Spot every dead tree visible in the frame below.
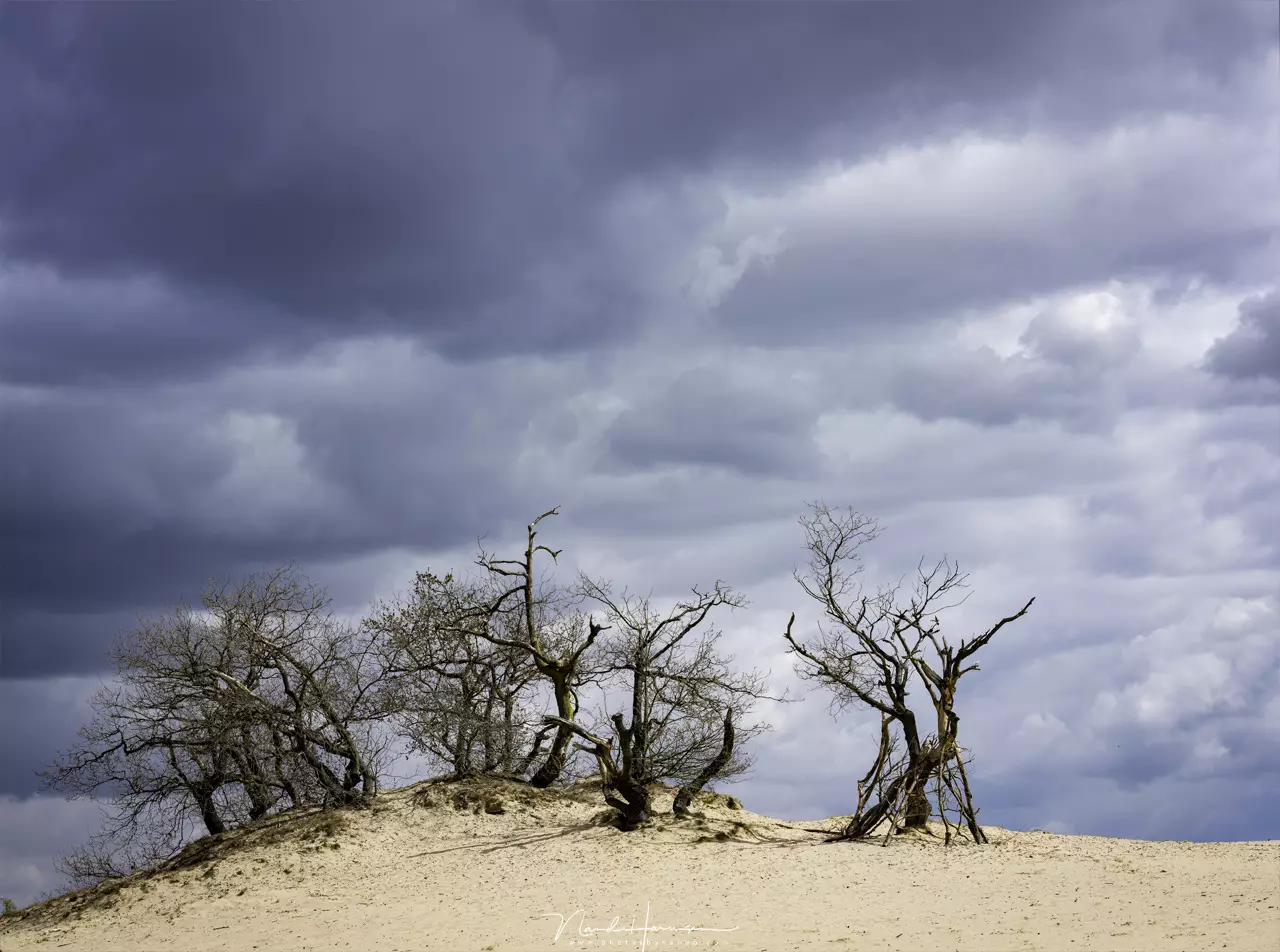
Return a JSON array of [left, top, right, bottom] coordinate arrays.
[[473, 508, 607, 787], [886, 569, 1033, 844], [784, 503, 1033, 842], [549, 577, 776, 830], [671, 709, 736, 817]]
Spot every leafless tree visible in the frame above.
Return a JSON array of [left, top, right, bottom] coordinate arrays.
[[41, 602, 281, 847], [42, 565, 392, 887], [783, 503, 1033, 843], [472, 508, 609, 787], [548, 577, 778, 830], [366, 570, 546, 778], [196, 566, 390, 806]]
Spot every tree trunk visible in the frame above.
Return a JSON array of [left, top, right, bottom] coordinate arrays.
[[194, 787, 225, 836], [841, 742, 942, 840], [529, 676, 574, 788], [674, 709, 735, 817], [501, 695, 516, 774], [895, 710, 930, 830], [841, 773, 903, 838], [604, 778, 651, 830], [231, 737, 274, 821], [903, 775, 932, 829]]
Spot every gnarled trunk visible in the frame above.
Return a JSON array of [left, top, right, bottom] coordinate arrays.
[[529, 674, 575, 788], [903, 776, 932, 829], [673, 709, 735, 817], [604, 777, 651, 830]]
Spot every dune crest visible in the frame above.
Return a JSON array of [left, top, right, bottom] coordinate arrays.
[[1, 778, 1276, 951]]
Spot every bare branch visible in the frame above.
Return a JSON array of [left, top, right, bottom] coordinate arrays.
[[786, 502, 1034, 842]]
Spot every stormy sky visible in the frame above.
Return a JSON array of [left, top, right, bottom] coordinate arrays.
[[2, 1, 1278, 906]]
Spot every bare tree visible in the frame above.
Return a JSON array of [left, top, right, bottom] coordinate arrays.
[[366, 571, 545, 778], [473, 508, 608, 787], [41, 602, 279, 849], [198, 566, 390, 806], [548, 577, 777, 830], [43, 565, 393, 888], [783, 503, 1033, 843]]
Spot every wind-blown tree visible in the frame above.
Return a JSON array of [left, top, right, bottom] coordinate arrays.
[[366, 570, 547, 778], [548, 577, 778, 830], [783, 503, 1033, 843], [41, 602, 290, 880], [43, 565, 392, 886]]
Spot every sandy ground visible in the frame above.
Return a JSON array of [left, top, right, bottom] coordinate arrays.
[[1, 778, 1276, 952]]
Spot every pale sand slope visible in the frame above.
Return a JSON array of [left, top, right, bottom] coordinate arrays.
[[1, 778, 1276, 952]]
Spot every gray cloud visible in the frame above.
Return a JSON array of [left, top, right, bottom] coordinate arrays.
[[708, 103, 1277, 344], [523, 1, 1273, 178], [2, 4, 1274, 385], [0, 345, 595, 674], [1205, 290, 1280, 385], [603, 364, 822, 477], [0, 3, 641, 378], [0, 795, 104, 906], [0, 678, 99, 799]]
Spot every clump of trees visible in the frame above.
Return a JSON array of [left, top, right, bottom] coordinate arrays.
[[783, 503, 1033, 844], [41, 566, 392, 886], [369, 507, 778, 829], [365, 508, 614, 789], [44, 508, 780, 884], [43, 500, 1029, 888]]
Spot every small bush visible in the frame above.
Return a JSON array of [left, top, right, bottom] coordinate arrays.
[[696, 791, 742, 810], [1, 897, 18, 916]]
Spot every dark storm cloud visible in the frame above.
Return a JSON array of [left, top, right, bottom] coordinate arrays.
[[522, 1, 1272, 179], [0, 265, 312, 388], [0, 679, 97, 798], [1205, 290, 1280, 386], [2, 3, 1272, 384], [1, 392, 264, 621], [0, 2, 627, 374], [1, 609, 147, 681]]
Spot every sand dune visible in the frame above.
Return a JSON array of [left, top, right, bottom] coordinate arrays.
[[1, 778, 1276, 952]]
